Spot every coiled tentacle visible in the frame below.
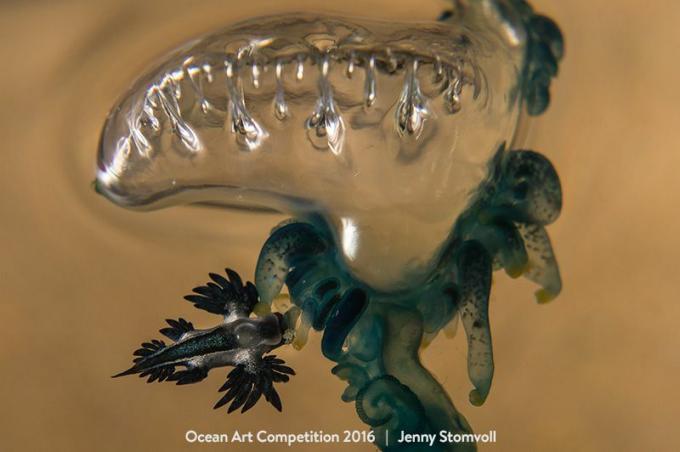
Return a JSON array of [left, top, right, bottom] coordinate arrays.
[[355, 376, 429, 451]]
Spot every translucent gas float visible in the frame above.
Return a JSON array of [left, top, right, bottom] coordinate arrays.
[[101, 1, 564, 450]]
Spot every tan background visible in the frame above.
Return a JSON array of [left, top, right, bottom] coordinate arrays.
[[1, 0, 678, 450]]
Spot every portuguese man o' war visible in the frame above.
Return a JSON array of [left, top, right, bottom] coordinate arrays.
[[101, 1, 564, 450]]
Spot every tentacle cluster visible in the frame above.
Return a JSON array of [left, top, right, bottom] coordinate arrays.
[[504, 0, 564, 115], [451, 146, 562, 302], [254, 146, 561, 449], [440, 0, 564, 115]]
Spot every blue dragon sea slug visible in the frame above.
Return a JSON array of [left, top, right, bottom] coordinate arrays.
[[101, 1, 564, 450], [113, 269, 295, 412]]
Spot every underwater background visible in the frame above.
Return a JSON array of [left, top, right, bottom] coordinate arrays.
[[1, 0, 678, 451]]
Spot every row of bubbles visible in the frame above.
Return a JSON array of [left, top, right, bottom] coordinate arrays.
[[128, 47, 480, 157]]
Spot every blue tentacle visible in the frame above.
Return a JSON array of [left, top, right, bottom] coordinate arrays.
[[253, 145, 562, 450]]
